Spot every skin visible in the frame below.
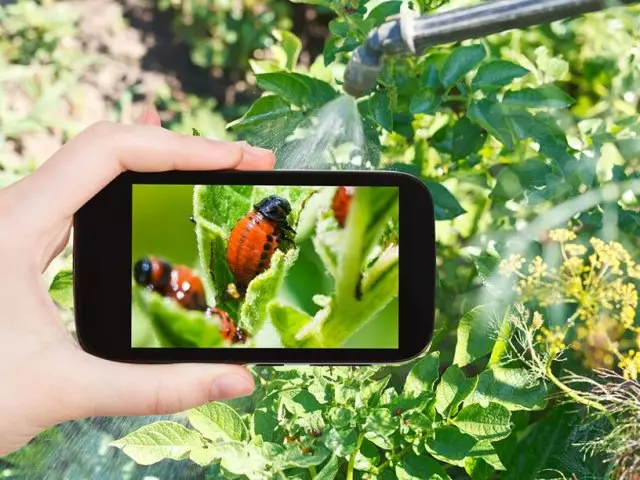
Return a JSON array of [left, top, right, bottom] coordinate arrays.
[[0, 107, 274, 456]]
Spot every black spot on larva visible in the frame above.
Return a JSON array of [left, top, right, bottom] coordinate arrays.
[[266, 235, 274, 242], [258, 262, 265, 269], [263, 243, 271, 251], [260, 252, 268, 260]]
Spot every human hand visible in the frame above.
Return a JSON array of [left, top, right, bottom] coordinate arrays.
[[0, 108, 274, 455]]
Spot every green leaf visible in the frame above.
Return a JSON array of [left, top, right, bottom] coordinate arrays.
[[403, 352, 440, 398], [465, 367, 547, 411], [282, 391, 323, 416], [503, 84, 575, 109], [453, 403, 512, 442], [255, 72, 310, 107], [504, 405, 578, 480], [275, 30, 302, 71], [110, 421, 205, 465], [49, 269, 73, 309], [213, 441, 269, 476], [435, 365, 478, 418], [487, 306, 513, 368], [425, 425, 477, 467], [239, 248, 299, 333], [269, 302, 318, 347], [283, 445, 331, 468], [187, 402, 248, 442], [366, 1, 402, 26], [227, 95, 292, 129], [396, 452, 451, 480], [370, 90, 393, 131], [251, 408, 278, 442], [465, 457, 496, 480], [467, 99, 514, 149], [472, 61, 529, 91], [441, 44, 486, 89], [453, 304, 507, 367], [315, 454, 340, 480], [363, 408, 398, 438], [489, 159, 552, 203], [324, 428, 358, 458], [288, 72, 338, 108], [135, 287, 223, 347], [354, 439, 380, 472], [423, 181, 465, 220], [452, 117, 487, 160], [358, 374, 391, 408], [508, 110, 571, 162], [468, 441, 505, 471], [410, 87, 441, 115]]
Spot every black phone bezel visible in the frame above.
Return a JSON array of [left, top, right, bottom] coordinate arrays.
[[73, 170, 435, 364]]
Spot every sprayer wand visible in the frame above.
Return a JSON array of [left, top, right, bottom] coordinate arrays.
[[343, 0, 640, 97]]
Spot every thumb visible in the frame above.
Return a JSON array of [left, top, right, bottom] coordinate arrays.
[[62, 352, 255, 419], [136, 106, 162, 126]]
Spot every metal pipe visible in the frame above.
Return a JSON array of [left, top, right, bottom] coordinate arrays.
[[343, 0, 640, 97]]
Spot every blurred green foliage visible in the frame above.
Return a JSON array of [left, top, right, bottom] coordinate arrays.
[[158, 0, 293, 72]]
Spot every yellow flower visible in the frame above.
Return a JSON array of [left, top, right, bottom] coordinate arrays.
[[499, 254, 525, 275], [508, 229, 639, 375], [531, 311, 544, 330], [619, 350, 640, 380], [564, 243, 587, 257], [540, 326, 566, 355], [549, 229, 576, 243], [528, 256, 548, 278]]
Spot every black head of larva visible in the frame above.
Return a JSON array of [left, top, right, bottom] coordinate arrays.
[[133, 257, 153, 286], [254, 195, 295, 232]]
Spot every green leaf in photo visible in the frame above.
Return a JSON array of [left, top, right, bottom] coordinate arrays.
[[441, 44, 487, 89], [110, 421, 205, 465], [435, 364, 478, 418], [283, 445, 331, 468], [465, 367, 548, 411], [187, 402, 249, 442], [324, 428, 358, 458], [423, 180, 465, 220], [370, 90, 393, 131], [134, 286, 223, 348], [503, 84, 575, 109], [403, 352, 440, 398], [453, 304, 508, 367], [504, 405, 578, 480], [453, 402, 512, 442], [425, 425, 477, 467], [410, 87, 441, 115], [467, 99, 515, 150], [239, 248, 298, 334], [452, 116, 487, 161], [472, 60, 530, 91], [396, 452, 451, 480], [269, 302, 319, 347], [49, 269, 73, 309], [227, 95, 292, 129], [255, 72, 310, 107]]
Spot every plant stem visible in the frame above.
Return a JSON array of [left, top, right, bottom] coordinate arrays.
[[309, 465, 317, 478], [346, 433, 365, 480], [544, 358, 616, 428]]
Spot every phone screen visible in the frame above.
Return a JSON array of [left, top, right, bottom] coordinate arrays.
[[131, 184, 399, 349]]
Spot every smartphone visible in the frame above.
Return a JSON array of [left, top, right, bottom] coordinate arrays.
[[73, 170, 435, 364]]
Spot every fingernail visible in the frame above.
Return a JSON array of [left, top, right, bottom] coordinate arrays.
[[210, 373, 254, 400]]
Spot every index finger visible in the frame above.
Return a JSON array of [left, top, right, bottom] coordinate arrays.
[[8, 120, 275, 225]]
